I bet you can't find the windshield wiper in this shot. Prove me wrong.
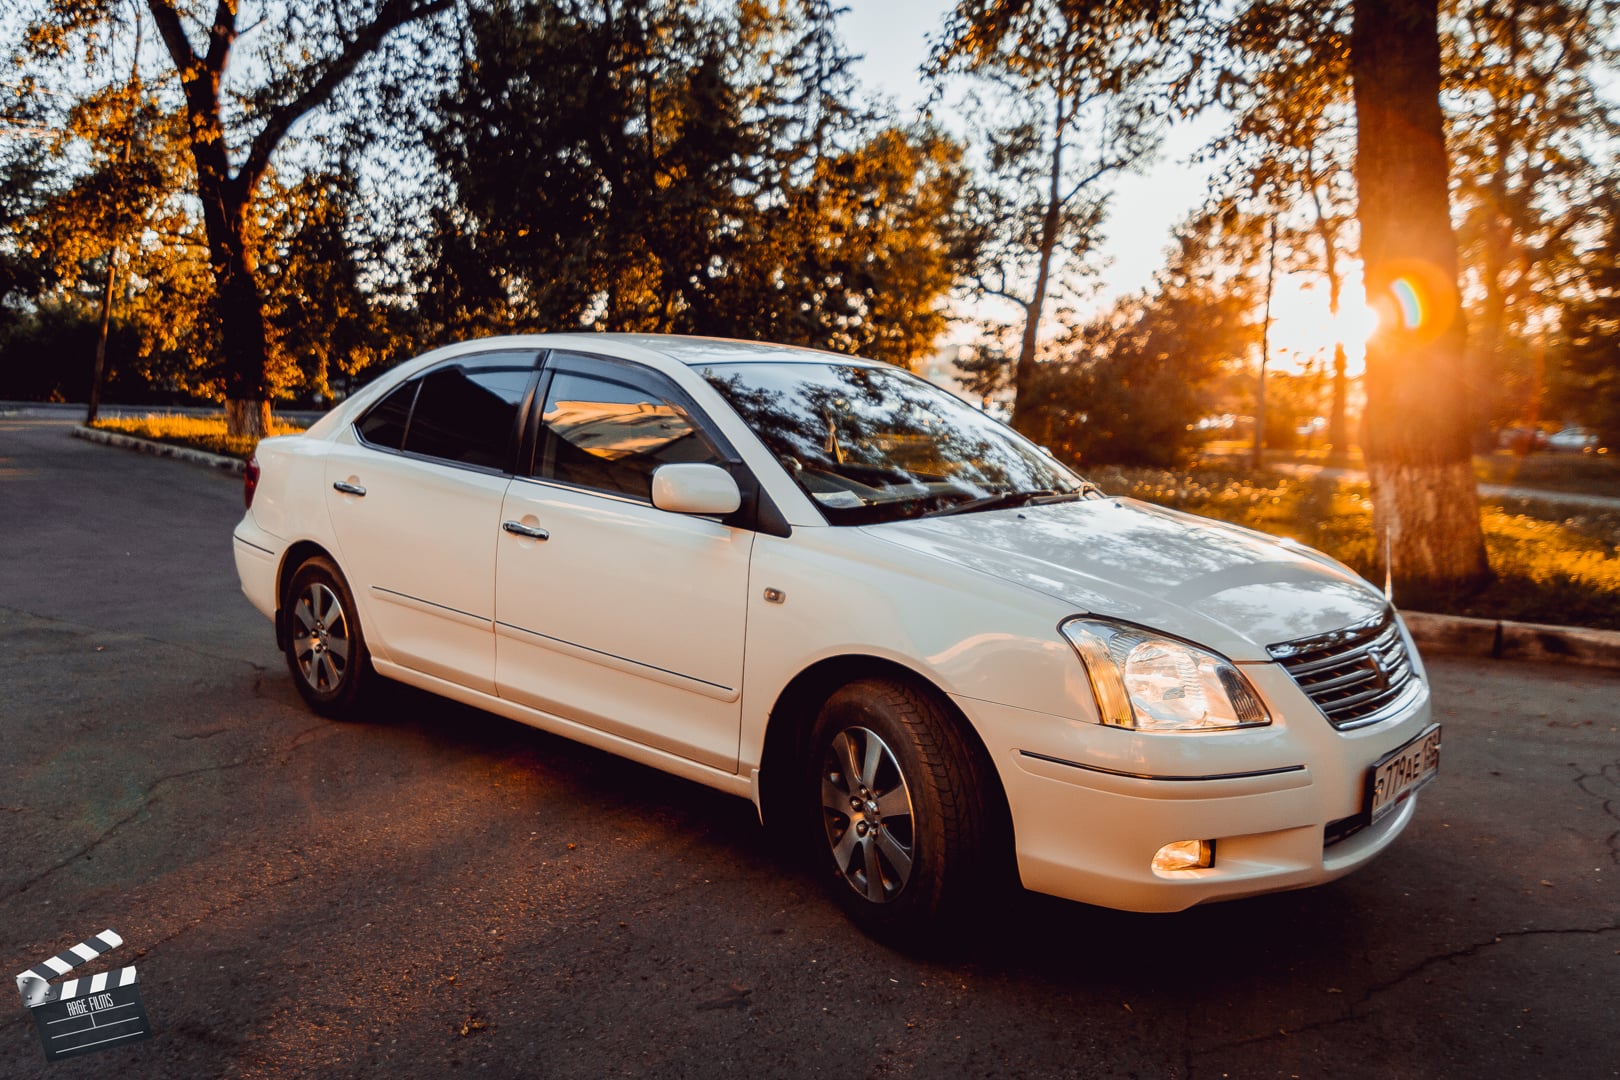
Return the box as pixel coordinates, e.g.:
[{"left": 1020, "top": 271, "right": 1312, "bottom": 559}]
[{"left": 923, "top": 489, "right": 1082, "bottom": 518}]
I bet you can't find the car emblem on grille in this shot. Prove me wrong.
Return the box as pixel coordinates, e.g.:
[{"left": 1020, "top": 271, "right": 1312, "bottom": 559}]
[{"left": 1363, "top": 653, "right": 1390, "bottom": 691}]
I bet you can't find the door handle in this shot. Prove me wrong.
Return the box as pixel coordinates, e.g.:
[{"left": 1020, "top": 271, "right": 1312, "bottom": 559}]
[
  {"left": 332, "top": 480, "right": 366, "bottom": 496},
  {"left": 502, "top": 520, "right": 550, "bottom": 541}
]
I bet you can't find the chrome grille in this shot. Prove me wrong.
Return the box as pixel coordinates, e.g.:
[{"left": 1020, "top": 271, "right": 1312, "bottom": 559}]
[{"left": 1268, "top": 609, "right": 1416, "bottom": 730}]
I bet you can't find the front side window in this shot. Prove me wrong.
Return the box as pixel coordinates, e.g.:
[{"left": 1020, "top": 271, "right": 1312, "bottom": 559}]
[
  {"left": 534, "top": 358, "right": 727, "bottom": 501},
  {"left": 701, "top": 360, "right": 1088, "bottom": 525}
]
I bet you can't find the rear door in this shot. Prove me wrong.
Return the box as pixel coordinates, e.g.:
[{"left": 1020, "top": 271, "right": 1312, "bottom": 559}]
[{"left": 324, "top": 351, "right": 540, "bottom": 693}]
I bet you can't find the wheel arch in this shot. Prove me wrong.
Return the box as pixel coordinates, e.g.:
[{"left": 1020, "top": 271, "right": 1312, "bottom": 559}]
[
  {"left": 274, "top": 540, "right": 340, "bottom": 652},
  {"left": 755, "top": 654, "right": 1014, "bottom": 856}
]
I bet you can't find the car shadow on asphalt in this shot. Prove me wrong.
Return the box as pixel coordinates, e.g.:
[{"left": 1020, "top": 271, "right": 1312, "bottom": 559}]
[{"left": 331, "top": 677, "right": 1381, "bottom": 988}]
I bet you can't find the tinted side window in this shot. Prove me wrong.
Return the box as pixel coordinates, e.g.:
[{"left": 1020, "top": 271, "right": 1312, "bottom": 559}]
[
  {"left": 356, "top": 380, "right": 417, "bottom": 450},
  {"left": 402, "top": 362, "right": 534, "bottom": 470},
  {"left": 537, "top": 366, "right": 725, "bottom": 501}
]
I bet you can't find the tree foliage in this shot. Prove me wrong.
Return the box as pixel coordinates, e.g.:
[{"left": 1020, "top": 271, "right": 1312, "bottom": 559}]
[
  {"left": 1445, "top": 0, "right": 1620, "bottom": 434},
  {"left": 6, "top": 0, "right": 455, "bottom": 434},
  {"left": 422, "top": 0, "right": 969, "bottom": 368},
  {"left": 1554, "top": 198, "right": 1620, "bottom": 447},
  {"left": 1016, "top": 210, "right": 1258, "bottom": 467}
]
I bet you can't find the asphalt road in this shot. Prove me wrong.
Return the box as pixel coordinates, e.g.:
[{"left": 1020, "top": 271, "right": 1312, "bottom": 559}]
[{"left": 2, "top": 416, "right": 1617, "bottom": 1080}]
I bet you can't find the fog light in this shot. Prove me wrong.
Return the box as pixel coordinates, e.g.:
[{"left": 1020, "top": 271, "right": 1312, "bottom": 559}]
[{"left": 1153, "top": 839, "right": 1214, "bottom": 872}]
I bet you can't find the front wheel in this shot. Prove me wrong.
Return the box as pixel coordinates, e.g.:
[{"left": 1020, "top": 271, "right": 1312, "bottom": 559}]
[
  {"left": 283, "top": 556, "right": 373, "bottom": 718},
  {"left": 805, "top": 678, "right": 999, "bottom": 943}
]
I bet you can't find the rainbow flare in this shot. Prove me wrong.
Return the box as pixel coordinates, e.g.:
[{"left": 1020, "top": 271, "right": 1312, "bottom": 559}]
[{"left": 1391, "top": 277, "right": 1425, "bottom": 329}]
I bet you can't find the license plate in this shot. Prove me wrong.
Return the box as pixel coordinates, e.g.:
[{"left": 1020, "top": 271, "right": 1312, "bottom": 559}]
[{"left": 1369, "top": 724, "right": 1441, "bottom": 824}]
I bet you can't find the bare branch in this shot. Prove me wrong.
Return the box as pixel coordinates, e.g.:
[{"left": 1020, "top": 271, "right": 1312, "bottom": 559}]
[
  {"left": 203, "top": 0, "right": 237, "bottom": 73},
  {"left": 233, "top": 0, "right": 453, "bottom": 198},
  {"left": 145, "top": 1, "right": 196, "bottom": 73}
]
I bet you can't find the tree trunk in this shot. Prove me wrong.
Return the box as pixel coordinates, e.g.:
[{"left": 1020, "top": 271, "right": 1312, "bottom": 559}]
[
  {"left": 1318, "top": 221, "right": 1349, "bottom": 467},
  {"left": 1009, "top": 113, "right": 1067, "bottom": 436},
  {"left": 86, "top": 259, "right": 117, "bottom": 425},
  {"left": 1351, "top": 0, "right": 1490, "bottom": 601},
  {"left": 1327, "top": 340, "right": 1349, "bottom": 465},
  {"left": 200, "top": 182, "right": 273, "bottom": 439}
]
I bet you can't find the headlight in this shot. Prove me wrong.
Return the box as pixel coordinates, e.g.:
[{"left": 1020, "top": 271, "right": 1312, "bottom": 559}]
[{"left": 1061, "top": 618, "right": 1271, "bottom": 732}]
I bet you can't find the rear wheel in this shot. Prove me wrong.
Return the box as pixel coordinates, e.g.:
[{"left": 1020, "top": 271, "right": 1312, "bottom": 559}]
[
  {"left": 284, "top": 556, "right": 372, "bottom": 718},
  {"left": 805, "top": 677, "right": 998, "bottom": 943}
]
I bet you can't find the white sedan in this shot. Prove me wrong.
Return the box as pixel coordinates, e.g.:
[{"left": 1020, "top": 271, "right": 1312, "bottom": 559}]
[{"left": 233, "top": 334, "right": 1439, "bottom": 940}]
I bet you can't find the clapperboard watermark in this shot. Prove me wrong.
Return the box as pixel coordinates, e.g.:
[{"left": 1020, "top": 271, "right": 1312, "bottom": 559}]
[{"left": 15, "top": 929, "right": 153, "bottom": 1062}]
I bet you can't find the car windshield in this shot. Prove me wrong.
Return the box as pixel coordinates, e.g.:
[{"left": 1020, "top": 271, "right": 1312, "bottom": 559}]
[{"left": 702, "top": 360, "right": 1096, "bottom": 525}]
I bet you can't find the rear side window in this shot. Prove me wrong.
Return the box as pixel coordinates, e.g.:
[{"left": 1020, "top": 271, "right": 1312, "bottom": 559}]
[
  {"left": 405, "top": 364, "right": 533, "bottom": 469},
  {"left": 356, "top": 381, "right": 416, "bottom": 450},
  {"left": 355, "top": 352, "right": 537, "bottom": 470},
  {"left": 535, "top": 357, "right": 728, "bottom": 501}
]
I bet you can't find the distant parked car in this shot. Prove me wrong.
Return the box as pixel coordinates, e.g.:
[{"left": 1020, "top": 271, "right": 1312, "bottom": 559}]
[
  {"left": 233, "top": 333, "right": 1439, "bottom": 941},
  {"left": 1496, "top": 426, "right": 1546, "bottom": 454},
  {"left": 1546, "top": 426, "right": 1600, "bottom": 453}
]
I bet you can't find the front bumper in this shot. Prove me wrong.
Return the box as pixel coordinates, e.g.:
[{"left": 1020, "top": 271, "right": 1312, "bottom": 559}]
[{"left": 963, "top": 664, "right": 1435, "bottom": 913}]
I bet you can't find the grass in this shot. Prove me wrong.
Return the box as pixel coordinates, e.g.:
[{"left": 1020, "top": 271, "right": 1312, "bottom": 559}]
[
  {"left": 1089, "top": 463, "right": 1620, "bottom": 631},
  {"left": 91, "top": 412, "right": 305, "bottom": 460}
]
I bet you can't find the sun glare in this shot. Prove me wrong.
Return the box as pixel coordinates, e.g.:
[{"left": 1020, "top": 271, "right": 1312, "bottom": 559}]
[{"left": 1264, "top": 270, "right": 1375, "bottom": 375}]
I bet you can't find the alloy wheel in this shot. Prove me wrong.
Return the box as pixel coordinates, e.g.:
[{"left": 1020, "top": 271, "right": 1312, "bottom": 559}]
[
  {"left": 291, "top": 581, "right": 351, "bottom": 693},
  {"left": 820, "top": 725, "right": 916, "bottom": 903}
]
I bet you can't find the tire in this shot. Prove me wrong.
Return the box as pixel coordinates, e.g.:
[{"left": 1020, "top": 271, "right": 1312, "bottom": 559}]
[
  {"left": 805, "top": 677, "right": 998, "bottom": 943},
  {"left": 283, "top": 556, "right": 373, "bottom": 719}
]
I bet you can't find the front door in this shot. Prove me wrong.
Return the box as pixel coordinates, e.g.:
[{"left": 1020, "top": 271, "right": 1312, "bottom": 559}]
[{"left": 493, "top": 353, "right": 752, "bottom": 771}]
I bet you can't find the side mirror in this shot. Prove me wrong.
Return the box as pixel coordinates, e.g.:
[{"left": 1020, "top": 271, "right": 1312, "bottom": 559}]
[{"left": 651, "top": 463, "right": 741, "bottom": 516}]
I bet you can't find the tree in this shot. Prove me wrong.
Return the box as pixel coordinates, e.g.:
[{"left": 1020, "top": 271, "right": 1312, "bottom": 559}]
[
  {"left": 1016, "top": 209, "right": 1258, "bottom": 467},
  {"left": 930, "top": 0, "right": 1176, "bottom": 433},
  {"left": 711, "top": 0, "right": 974, "bottom": 365},
  {"left": 1220, "top": 0, "right": 1360, "bottom": 464},
  {"left": 425, "top": 0, "right": 969, "bottom": 368},
  {"left": 424, "top": 0, "right": 777, "bottom": 337},
  {"left": 257, "top": 173, "right": 398, "bottom": 402},
  {"left": 0, "top": 77, "right": 59, "bottom": 332},
  {"left": 1351, "top": 0, "right": 1489, "bottom": 597},
  {"left": 1554, "top": 197, "right": 1620, "bottom": 447},
  {"left": 1444, "top": 0, "right": 1620, "bottom": 437},
  {"left": 12, "top": 0, "right": 454, "bottom": 435},
  {"left": 0, "top": 61, "right": 215, "bottom": 402},
  {"left": 713, "top": 123, "right": 972, "bottom": 366}
]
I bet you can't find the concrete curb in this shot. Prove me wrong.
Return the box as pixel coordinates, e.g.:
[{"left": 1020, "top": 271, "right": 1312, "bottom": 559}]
[
  {"left": 61, "top": 421, "right": 1620, "bottom": 672},
  {"left": 71, "top": 424, "right": 246, "bottom": 476},
  {"left": 1401, "top": 610, "right": 1620, "bottom": 671}
]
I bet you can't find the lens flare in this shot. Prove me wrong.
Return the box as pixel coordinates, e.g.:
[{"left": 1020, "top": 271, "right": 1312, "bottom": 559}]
[
  {"left": 1391, "top": 277, "right": 1425, "bottom": 329},
  {"left": 1368, "top": 260, "right": 1459, "bottom": 346}
]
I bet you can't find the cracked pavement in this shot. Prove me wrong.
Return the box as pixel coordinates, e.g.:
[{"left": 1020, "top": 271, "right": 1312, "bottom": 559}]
[{"left": 2, "top": 415, "right": 1618, "bottom": 1079}]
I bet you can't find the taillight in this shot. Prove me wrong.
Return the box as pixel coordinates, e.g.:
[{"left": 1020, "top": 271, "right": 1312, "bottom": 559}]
[{"left": 244, "top": 455, "right": 260, "bottom": 510}]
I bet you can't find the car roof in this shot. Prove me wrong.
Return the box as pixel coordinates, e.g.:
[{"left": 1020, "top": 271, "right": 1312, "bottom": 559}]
[
  {"left": 323, "top": 333, "right": 888, "bottom": 438},
  {"left": 563, "top": 333, "right": 879, "bottom": 368}
]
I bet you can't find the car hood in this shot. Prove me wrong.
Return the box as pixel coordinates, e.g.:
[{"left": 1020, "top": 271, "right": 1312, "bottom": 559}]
[{"left": 864, "top": 497, "right": 1387, "bottom": 661}]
